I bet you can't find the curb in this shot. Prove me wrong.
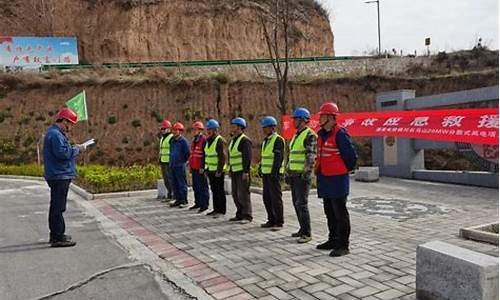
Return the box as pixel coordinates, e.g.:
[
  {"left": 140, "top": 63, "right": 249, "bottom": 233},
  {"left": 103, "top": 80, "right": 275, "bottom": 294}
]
[
  {"left": 0, "top": 175, "right": 302, "bottom": 198},
  {"left": 0, "top": 175, "right": 46, "bottom": 182},
  {"left": 0, "top": 175, "right": 157, "bottom": 201}
]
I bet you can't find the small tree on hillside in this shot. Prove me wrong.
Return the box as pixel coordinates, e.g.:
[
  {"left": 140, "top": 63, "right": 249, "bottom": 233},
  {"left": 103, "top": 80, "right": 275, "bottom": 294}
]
[{"left": 259, "top": 0, "right": 304, "bottom": 115}]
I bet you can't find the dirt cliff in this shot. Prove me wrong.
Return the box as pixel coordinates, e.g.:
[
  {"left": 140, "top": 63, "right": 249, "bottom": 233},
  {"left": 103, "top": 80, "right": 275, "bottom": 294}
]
[
  {"left": 0, "top": 0, "right": 333, "bottom": 63},
  {"left": 0, "top": 68, "right": 497, "bottom": 168}
]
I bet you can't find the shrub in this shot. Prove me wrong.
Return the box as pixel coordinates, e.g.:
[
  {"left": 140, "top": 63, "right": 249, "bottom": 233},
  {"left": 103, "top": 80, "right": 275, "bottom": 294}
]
[
  {"left": 0, "top": 164, "right": 162, "bottom": 194},
  {"left": 108, "top": 116, "right": 117, "bottom": 124},
  {"left": 131, "top": 120, "right": 141, "bottom": 127},
  {"left": 151, "top": 111, "right": 162, "bottom": 123},
  {"left": 0, "top": 164, "right": 44, "bottom": 177}
]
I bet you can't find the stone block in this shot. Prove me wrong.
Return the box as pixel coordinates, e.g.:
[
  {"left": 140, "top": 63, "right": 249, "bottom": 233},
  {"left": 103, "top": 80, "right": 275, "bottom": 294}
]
[
  {"left": 355, "top": 167, "right": 380, "bottom": 182},
  {"left": 416, "top": 240, "right": 499, "bottom": 300},
  {"left": 224, "top": 175, "right": 232, "bottom": 195},
  {"left": 460, "top": 223, "right": 499, "bottom": 245},
  {"left": 157, "top": 179, "right": 167, "bottom": 198}
]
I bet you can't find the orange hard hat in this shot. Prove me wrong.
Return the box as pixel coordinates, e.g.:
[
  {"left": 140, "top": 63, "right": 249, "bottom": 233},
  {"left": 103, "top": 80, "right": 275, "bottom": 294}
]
[
  {"left": 160, "top": 119, "right": 172, "bottom": 129},
  {"left": 192, "top": 121, "right": 204, "bottom": 130},
  {"left": 56, "top": 108, "right": 78, "bottom": 124},
  {"left": 319, "top": 102, "right": 340, "bottom": 116},
  {"left": 173, "top": 122, "right": 185, "bottom": 131}
]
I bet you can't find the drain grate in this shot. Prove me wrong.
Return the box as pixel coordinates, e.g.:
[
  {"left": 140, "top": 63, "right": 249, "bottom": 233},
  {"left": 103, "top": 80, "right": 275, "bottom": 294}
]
[{"left": 348, "top": 197, "right": 449, "bottom": 221}]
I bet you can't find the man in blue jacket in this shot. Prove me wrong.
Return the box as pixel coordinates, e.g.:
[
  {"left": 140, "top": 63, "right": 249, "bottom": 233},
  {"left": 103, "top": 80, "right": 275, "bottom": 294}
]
[
  {"left": 315, "top": 102, "right": 357, "bottom": 257},
  {"left": 169, "top": 122, "right": 191, "bottom": 208},
  {"left": 43, "top": 108, "right": 86, "bottom": 247}
]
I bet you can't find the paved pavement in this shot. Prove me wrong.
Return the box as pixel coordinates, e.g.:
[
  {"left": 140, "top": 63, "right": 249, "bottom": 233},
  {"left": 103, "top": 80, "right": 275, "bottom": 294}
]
[
  {"left": 1, "top": 177, "right": 497, "bottom": 300},
  {"left": 94, "top": 177, "right": 498, "bottom": 300},
  {"left": 0, "top": 179, "right": 186, "bottom": 300}
]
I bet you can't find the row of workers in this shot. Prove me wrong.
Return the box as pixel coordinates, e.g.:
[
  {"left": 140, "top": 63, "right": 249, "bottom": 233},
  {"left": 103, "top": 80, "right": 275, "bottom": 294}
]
[{"left": 158, "top": 102, "right": 357, "bottom": 257}]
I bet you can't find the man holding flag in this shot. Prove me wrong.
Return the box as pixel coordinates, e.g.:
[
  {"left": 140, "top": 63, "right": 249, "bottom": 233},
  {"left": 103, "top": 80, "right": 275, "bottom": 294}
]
[{"left": 43, "top": 91, "right": 88, "bottom": 247}]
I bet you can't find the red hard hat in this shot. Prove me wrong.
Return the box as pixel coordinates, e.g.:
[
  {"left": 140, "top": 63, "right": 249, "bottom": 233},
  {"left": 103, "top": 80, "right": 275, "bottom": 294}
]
[
  {"left": 173, "top": 122, "right": 185, "bottom": 131},
  {"left": 56, "top": 108, "right": 78, "bottom": 124},
  {"left": 160, "top": 119, "right": 172, "bottom": 129},
  {"left": 192, "top": 121, "right": 204, "bottom": 130},
  {"left": 319, "top": 102, "right": 340, "bottom": 116}
]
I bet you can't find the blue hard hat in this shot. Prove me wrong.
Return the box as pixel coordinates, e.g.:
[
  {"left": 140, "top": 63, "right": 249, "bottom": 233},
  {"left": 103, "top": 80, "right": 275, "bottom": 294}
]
[
  {"left": 206, "top": 119, "right": 220, "bottom": 130},
  {"left": 293, "top": 107, "right": 311, "bottom": 120},
  {"left": 260, "top": 116, "right": 277, "bottom": 128},
  {"left": 231, "top": 117, "right": 247, "bottom": 128}
]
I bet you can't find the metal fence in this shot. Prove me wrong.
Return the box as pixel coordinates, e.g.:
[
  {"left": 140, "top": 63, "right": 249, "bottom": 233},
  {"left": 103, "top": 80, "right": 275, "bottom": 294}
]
[{"left": 41, "top": 56, "right": 366, "bottom": 71}]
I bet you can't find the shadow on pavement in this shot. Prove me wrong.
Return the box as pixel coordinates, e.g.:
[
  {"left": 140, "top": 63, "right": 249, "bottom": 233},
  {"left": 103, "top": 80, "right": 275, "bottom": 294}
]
[{"left": 0, "top": 242, "right": 50, "bottom": 253}]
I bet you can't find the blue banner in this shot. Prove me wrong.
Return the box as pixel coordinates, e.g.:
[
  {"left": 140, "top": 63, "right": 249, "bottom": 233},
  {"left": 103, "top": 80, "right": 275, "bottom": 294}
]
[{"left": 0, "top": 36, "right": 79, "bottom": 67}]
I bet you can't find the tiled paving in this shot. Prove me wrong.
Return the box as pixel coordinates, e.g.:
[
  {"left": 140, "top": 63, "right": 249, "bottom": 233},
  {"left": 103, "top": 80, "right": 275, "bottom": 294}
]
[{"left": 93, "top": 177, "right": 498, "bottom": 300}]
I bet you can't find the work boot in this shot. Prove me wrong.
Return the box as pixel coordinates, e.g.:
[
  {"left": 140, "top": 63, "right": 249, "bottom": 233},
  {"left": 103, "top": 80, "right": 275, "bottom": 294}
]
[
  {"left": 316, "top": 240, "right": 336, "bottom": 250},
  {"left": 260, "top": 222, "right": 274, "bottom": 228},
  {"left": 49, "top": 234, "right": 72, "bottom": 244},
  {"left": 51, "top": 236, "right": 76, "bottom": 248},
  {"left": 297, "top": 235, "right": 312, "bottom": 244},
  {"left": 170, "top": 201, "right": 181, "bottom": 208},
  {"left": 271, "top": 225, "right": 283, "bottom": 231},
  {"left": 330, "top": 248, "right": 350, "bottom": 257}
]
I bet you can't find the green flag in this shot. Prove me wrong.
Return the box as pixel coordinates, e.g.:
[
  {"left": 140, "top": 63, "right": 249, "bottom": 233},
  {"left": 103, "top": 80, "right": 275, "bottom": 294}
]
[{"left": 65, "top": 91, "right": 88, "bottom": 121}]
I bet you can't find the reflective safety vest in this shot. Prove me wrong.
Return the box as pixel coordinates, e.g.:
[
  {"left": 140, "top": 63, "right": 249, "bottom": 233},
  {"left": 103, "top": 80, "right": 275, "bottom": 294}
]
[
  {"left": 288, "top": 127, "right": 315, "bottom": 171},
  {"left": 228, "top": 134, "right": 247, "bottom": 172},
  {"left": 204, "top": 135, "right": 221, "bottom": 171},
  {"left": 189, "top": 134, "right": 206, "bottom": 170},
  {"left": 159, "top": 134, "right": 173, "bottom": 163},
  {"left": 261, "top": 133, "right": 284, "bottom": 174},
  {"left": 316, "top": 126, "right": 348, "bottom": 176}
]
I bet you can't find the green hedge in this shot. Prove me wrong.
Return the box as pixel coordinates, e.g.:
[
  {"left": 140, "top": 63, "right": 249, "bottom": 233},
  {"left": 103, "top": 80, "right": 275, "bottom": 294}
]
[{"left": 0, "top": 164, "right": 161, "bottom": 194}]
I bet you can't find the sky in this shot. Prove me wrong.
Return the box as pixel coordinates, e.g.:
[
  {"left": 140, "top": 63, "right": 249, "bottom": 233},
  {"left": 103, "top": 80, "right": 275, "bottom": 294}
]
[{"left": 321, "top": 0, "right": 499, "bottom": 56}]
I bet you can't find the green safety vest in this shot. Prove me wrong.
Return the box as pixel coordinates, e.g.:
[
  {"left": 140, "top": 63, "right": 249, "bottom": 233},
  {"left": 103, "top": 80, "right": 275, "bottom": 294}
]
[
  {"left": 159, "top": 134, "right": 173, "bottom": 163},
  {"left": 204, "top": 135, "right": 221, "bottom": 171},
  {"left": 288, "top": 127, "right": 315, "bottom": 171},
  {"left": 261, "top": 133, "right": 285, "bottom": 174},
  {"left": 228, "top": 134, "right": 247, "bottom": 172}
]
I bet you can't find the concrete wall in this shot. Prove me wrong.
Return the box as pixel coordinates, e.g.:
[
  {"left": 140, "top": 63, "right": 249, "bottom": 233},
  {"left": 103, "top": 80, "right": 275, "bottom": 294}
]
[{"left": 176, "top": 57, "right": 431, "bottom": 78}]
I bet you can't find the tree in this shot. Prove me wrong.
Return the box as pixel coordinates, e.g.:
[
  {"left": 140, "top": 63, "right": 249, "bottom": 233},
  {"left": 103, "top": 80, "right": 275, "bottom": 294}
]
[{"left": 259, "top": 0, "right": 299, "bottom": 116}]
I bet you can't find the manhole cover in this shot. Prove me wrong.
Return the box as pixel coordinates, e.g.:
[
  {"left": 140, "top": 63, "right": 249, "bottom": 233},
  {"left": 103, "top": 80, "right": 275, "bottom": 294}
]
[{"left": 348, "top": 197, "right": 449, "bottom": 221}]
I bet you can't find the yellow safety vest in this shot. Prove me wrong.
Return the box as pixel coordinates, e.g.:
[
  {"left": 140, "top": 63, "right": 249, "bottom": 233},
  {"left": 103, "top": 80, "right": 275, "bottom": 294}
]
[
  {"left": 204, "top": 135, "right": 221, "bottom": 171},
  {"left": 228, "top": 134, "right": 247, "bottom": 172},
  {"left": 261, "top": 133, "right": 285, "bottom": 174},
  {"left": 159, "top": 134, "right": 173, "bottom": 163},
  {"left": 288, "top": 127, "right": 315, "bottom": 171}
]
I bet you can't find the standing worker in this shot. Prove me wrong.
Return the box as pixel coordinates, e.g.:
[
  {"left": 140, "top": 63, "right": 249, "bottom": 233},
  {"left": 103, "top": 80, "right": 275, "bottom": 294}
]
[
  {"left": 285, "top": 107, "right": 317, "bottom": 243},
  {"left": 159, "top": 119, "right": 174, "bottom": 202},
  {"left": 228, "top": 117, "right": 253, "bottom": 224},
  {"left": 315, "top": 102, "right": 357, "bottom": 257},
  {"left": 204, "top": 119, "right": 227, "bottom": 218},
  {"left": 43, "top": 108, "right": 86, "bottom": 247},
  {"left": 189, "top": 121, "right": 209, "bottom": 213},
  {"left": 169, "top": 122, "right": 190, "bottom": 208},
  {"left": 259, "top": 116, "right": 285, "bottom": 231}
]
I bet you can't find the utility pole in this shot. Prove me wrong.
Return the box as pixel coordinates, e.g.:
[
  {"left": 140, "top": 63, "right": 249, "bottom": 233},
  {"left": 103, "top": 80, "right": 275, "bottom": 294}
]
[{"left": 365, "top": 0, "right": 381, "bottom": 56}]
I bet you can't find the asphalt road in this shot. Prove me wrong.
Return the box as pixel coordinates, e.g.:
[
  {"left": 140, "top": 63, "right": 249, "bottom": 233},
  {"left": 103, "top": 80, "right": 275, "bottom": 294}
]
[{"left": 0, "top": 178, "right": 177, "bottom": 300}]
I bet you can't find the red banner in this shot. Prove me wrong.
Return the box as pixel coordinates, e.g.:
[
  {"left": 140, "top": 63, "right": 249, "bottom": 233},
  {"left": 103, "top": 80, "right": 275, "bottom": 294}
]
[{"left": 282, "top": 109, "right": 499, "bottom": 145}]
